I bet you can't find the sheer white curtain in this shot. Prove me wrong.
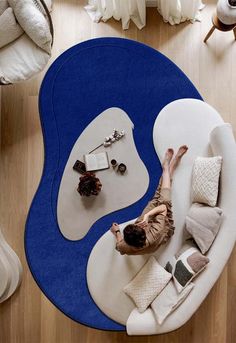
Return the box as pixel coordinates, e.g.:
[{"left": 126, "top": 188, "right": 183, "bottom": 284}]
[
  {"left": 157, "top": 0, "right": 205, "bottom": 25},
  {"left": 85, "top": 0, "right": 146, "bottom": 30}
]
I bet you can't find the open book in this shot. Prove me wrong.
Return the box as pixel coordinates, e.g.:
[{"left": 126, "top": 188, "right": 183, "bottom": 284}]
[{"left": 84, "top": 152, "right": 109, "bottom": 171}]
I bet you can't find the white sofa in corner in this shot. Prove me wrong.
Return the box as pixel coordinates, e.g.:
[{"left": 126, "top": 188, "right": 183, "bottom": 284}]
[
  {"left": 0, "top": 0, "right": 53, "bottom": 84},
  {"left": 86, "top": 99, "right": 236, "bottom": 335}
]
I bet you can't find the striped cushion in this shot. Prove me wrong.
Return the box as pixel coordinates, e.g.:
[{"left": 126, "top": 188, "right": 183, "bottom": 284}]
[{"left": 166, "top": 242, "right": 209, "bottom": 293}]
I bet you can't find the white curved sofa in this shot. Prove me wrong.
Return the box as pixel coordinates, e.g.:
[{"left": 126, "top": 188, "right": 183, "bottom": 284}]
[
  {"left": 0, "top": 0, "right": 53, "bottom": 84},
  {"left": 87, "top": 99, "right": 236, "bottom": 335}
]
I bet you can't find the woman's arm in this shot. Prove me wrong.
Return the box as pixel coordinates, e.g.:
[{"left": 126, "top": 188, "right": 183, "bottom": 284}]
[
  {"left": 115, "top": 231, "right": 123, "bottom": 243},
  {"left": 142, "top": 204, "right": 167, "bottom": 223},
  {"left": 110, "top": 223, "right": 123, "bottom": 243}
]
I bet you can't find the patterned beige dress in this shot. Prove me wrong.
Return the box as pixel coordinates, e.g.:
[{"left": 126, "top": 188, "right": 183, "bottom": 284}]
[{"left": 116, "top": 181, "right": 175, "bottom": 255}]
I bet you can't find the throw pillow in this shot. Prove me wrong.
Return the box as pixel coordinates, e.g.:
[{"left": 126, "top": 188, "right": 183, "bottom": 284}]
[
  {"left": 185, "top": 203, "right": 223, "bottom": 254},
  {"left": 166, "top": 242, "right": 210, "bottom": 293},
  {"left": 0, "top": 8, "right": 24, "bottom": 49},
  {"left": 123, "top": 256, "right": 172, "bottom": 313},
  {"left": 191, "top": 156, "right": 222, "bottom": 206},
  {"left": 8, "top": 0, "right": 52, "bottom": 54},
  {"left": 151, "top": 280, "right": 194, "bottom": 325}
]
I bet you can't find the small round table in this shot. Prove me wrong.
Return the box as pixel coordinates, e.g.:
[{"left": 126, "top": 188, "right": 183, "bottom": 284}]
[{"left": 204, "top": 13, "right": 236, "bottom": 42}]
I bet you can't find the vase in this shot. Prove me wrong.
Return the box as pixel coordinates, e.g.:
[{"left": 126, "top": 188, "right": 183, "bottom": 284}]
[{"left": 217, "top": 0, "right": 236, "bottom": 25}]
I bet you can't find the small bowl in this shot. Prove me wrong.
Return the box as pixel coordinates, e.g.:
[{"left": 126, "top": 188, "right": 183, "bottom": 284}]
[
  {"left": 118, "top": 163, "right": 127, "bottom": 174},
  {"left": 111, "top": 159, "right": 118, "bottom": 167}
]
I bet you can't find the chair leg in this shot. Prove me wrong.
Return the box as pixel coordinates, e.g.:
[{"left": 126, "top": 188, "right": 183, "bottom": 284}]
[
  {"left": 233, "top": 27, "right": 236, "bottom": 40},
  {"left": 204, "top": 25, "right": 216, "bottom": 43}
]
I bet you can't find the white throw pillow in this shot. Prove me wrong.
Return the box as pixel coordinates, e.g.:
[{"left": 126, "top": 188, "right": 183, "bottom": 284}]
[
  {"left": 151, "top": 281, "right": 194, "bottom": 325},
  {"left": 0, "top": 0, "right": 8, "bottom": 15},
  {"left": 191, "top": 156, "right": 222, "bottom": 206},
  {"left": 123, "top": 256, "right": 172, "bottom": 313},
  {"left": 8, "top": 0, "right": 52, "bottom": 54},
  {"left": 0, "top": 8, "right": 24, "bottom": 48},
  {"left": 0, "top": 34, "right": 50, "bottom": 84}
]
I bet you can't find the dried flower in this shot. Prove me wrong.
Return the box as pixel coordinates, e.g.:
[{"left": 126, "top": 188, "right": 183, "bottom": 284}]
[
  {"left": 88, "top": 128, "right": 125, "bottom": 154},
  {"left": 102, "top": 129, "right": 125, "bottom": 147},
  {"left": 77, "top": 172, "right": 102, "bottom": 196}
]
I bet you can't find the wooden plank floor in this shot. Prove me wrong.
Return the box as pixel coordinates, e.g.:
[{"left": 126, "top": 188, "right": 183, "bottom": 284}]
[{"left": 0, "top": 1, "right": 235, "bottom": 342}]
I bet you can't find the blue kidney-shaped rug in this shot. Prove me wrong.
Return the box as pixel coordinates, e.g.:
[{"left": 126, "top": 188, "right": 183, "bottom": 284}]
[{"left": 25, "top": 37, "right": 202, "bottom": 331}]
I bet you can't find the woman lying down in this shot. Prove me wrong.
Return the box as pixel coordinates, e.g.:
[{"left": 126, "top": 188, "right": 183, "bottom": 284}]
[{"left": 110, "top": 146, "right": 188, "bottom": 255}]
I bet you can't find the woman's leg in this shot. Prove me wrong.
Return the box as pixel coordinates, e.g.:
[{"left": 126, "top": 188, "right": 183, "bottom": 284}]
[
  {"left": 157, "top": 151, "right": 172, "bottom": 216},
  {"left": 137, "top": 149, "right": 173, "bottom": 219},
  {"left": 161, "top": 165, "right": 171, "bottom": 190},
  {"left": 160, "top": 148, "right": 173, "bottom": 190},
  {"left": 169, "top": 145, "right": 188, "bottom": 180}
]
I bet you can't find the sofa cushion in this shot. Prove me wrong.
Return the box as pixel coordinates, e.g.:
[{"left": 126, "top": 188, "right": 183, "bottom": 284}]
[
  {"left": 0, "top": 8, "right": 24, "bottom": 48},
  {"left": 123, "top": 256, "right": 172, "bottom": 313},
  {"left": 185, "top": 203, "right": 223, "bottom": 254},
  {"left": 191, "top": 156, "right": 222, "bottom": 206},
  {"left": 0, "top": 0, "right": 8, "bottom": 15},
  {"left": 166, "top": 242, "right": 210, "bottom": 293},
  {"left": 0, "top": 33, "right": 50, "bottom": 84},
  {"left": 8, "top": 0, "right": 52, "bottom": 53},
  {"left": 151, "top": 280, "right": 194, "bottom": 325}
]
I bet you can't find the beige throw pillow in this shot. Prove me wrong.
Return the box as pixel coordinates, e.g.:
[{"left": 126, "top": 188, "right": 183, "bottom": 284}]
[
  {"left": 8, "top": 0, "right": 52, "bottom": 54},
  {"left": 123, "top": 256, "right": 172, "bottom": 313},
  {"left": 0, "top": 8, "right": 24, "bottom": 48},
  {"left": 191, "top": 156, "right": 222, "bottom": 206},
  {"left": 185, "top": 203, "right": 223, "bottom": 254},
  {"left": 151, "top": 280, "right": 194, "bottom": 325}
]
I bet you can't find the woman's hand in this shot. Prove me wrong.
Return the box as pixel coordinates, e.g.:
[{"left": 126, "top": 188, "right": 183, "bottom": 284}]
[
  {"left": 110, "top": 222, "right": 120, "bottom": 235},
  {"left": 139, "top": 214, "right": 149, "bottom": 226}
]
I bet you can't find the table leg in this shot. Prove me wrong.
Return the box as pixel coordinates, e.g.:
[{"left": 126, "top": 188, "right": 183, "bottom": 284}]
[{"left": 204, "top": 25, "right": 216, "bottom": 43}]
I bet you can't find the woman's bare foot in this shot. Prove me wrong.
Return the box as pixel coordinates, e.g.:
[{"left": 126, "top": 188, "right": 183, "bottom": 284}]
[
  {"left": 162, "top": 148, "right": 174, "bottom": 170},
  {"left": 169, "top": 145, "right": 188, "bottom": 177}
]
